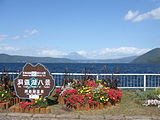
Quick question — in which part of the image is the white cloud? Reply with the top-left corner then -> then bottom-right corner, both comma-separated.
11,36 -> 21,40
38,49 -> 67,57
24,29 -> 39,35
12,35 -> 29,40
124,7 -> 160,22
77,47 -> 150,59
0,44 -> 19,52
124,10 -> 139,20
0,44 -> 151,59
0,29 -> 38,41
11,29 -> 39,40
100,47 -> 150,58
0,35 -> 8,40
77,50 -> 87,56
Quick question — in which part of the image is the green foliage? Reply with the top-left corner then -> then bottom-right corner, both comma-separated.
48,96 -> 57,101
0,89 -> 11,102
135,90 -> 159,100
155,87 -> 160,94
32,97 -> 48,108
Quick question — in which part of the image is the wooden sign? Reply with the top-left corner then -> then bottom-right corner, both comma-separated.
14,63 -> 55,100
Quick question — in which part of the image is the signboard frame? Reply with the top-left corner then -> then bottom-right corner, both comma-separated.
13,63 -> 55,100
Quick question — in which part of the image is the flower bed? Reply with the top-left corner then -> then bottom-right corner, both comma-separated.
0,90 -> 20,110
142,88 -> 160,108
143,99 -> 160,108
58,96 -> 113,110
0,89 -> 11,102
0,101 -> 9,110
54,79 -> 123,110
10,104 -> 51,113
9,97 -> 21,106
136,88 -> 160,108
9,97 -> 51,113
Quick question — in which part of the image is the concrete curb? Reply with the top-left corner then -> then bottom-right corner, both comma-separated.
7,113 -> 33,117
0,113 -> 160,120
33,113 -> 56,118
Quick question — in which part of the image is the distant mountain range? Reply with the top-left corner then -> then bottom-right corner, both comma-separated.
0,54 -> 74,63
77,56 -> 137,63
1,48 -> 159,63
131,48 -> 160,64
0,53 -> 137,63
64,52 -> 87,60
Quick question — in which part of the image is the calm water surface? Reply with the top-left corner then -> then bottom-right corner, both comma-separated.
0,63 -> 160,73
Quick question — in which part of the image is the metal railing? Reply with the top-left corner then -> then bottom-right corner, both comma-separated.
1,72 -> 160,91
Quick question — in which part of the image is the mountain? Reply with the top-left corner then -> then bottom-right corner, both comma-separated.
64,52 -> 87,60
77,56 -> 137,63
131,48 -> 160,63
0,54 -> 74,63
0,53 -> 137,63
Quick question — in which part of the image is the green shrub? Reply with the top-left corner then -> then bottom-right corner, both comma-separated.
0,89 -> 11,102
155,87 -> 160,94
135,90 -> 158,100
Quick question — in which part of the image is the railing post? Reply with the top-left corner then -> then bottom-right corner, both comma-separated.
96,74 -> 99,81
144,74 -> 146,91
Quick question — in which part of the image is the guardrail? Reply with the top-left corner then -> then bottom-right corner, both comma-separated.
0,72 -> 160,91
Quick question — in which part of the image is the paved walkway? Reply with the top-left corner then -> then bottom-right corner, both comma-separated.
0,113 -> 160,120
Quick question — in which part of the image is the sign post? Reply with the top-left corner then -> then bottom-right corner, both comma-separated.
14,63 -> 55,100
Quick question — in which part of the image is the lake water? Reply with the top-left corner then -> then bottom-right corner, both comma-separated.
0,63 -> 160,73
0,63 -> 160,87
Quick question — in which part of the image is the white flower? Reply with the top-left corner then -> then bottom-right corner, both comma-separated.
143,99 -> 160,108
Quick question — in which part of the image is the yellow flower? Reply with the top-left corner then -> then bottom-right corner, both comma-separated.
5,91 -> 8,93
100,96 -> 104,100
105,98 -> 109,102
44,99 -> 46,101
35,101 -> 38,103
2,94 -> 4,97
98,80 -> 102,82
85,90 -> 90,93
103,87 -> 110,89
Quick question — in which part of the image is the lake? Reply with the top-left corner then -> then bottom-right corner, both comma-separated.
0,63 -> 160,73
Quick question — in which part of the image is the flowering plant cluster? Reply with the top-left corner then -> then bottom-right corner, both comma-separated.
19,97 -> 48,109
0,89 -> 11,103
55,79 -> 123,108
53,88 -> 62,97
143,99 -> 160,108
143,93 -> 160,108
141,88 -> 160,108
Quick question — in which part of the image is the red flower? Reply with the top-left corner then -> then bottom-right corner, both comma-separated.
0,100 -> 4,103
41,105 -> 45,108
85,81 -> 97,87
60,81 -> 123,108
53,88 -> 62,97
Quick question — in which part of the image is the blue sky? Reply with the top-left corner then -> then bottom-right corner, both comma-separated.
0,0 -> 160,59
